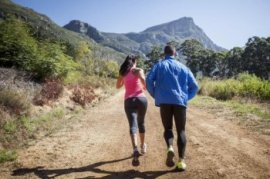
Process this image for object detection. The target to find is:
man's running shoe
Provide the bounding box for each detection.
[166,147,175,167]
[141,143,147,155]
[176,160,187,171]
[132,150,140,166]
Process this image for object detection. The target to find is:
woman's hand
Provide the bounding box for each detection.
[116,75,124,89]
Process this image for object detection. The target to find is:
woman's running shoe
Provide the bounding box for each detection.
[141,143,147,155]
[166,147,175,167]
[132,149,140,166]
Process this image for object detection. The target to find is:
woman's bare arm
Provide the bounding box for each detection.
[138,69,146,90]
[116,75,124,89]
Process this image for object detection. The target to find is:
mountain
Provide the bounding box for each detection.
[64,17,226,55]
[0,0,125,63]
[63,20,104,43]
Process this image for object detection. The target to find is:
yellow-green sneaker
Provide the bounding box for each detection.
[176,160,187,171]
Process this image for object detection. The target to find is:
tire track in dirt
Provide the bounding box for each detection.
[0,91,269,178]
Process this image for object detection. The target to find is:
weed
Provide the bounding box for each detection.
[0,150,17,163]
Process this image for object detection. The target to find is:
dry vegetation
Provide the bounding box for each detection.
[0,68,116,163]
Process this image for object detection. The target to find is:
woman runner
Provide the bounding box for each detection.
[116,55,148,166]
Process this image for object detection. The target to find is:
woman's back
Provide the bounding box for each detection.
[123,69,145,100]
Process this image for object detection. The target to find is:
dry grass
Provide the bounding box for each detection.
[70,85,97,107]
[0,89,30,116]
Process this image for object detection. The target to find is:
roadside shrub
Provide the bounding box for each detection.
[70,85,97,107]
[199,73,270,101]
[33,79,63,106]
[64,71,83,85]
[101,60,119,78]
[210,82,235,100]
[0,89,30,115]
[30,42,78,80]
[237,73,270,100]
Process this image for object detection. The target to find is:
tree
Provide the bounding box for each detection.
[33,42,78,79]
[74,41,94,75]
[225,47,244,77]
[0,17,38,68]
[145,45,163,71]
[210,52,226,77]
[179,39,214,76]
[0,17,78,80]
[242,36,270,79]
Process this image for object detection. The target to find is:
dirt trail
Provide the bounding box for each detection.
[1,90,270,179]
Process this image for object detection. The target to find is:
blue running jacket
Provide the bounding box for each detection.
[146,56,199,107]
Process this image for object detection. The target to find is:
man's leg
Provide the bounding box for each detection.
[173,105,187,170]
[160,104,175,167]
[160,104,174,147]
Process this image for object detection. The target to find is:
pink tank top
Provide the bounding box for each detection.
[123,69,145,100]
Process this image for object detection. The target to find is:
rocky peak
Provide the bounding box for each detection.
[64,20,104,42]
[143,17,196,35]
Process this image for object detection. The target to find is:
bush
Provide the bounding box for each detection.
[0,89,30,115]
[199,73,270,101]
[33,79,64,106]
[237,73,270,100]
[64,71,83,85]
[30,42,78,80]
[70,85,97,107]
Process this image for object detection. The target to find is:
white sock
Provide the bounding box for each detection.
[168,138,173,146]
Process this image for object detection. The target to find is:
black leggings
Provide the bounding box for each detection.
[160,104,186,159]
[124,97,148,134]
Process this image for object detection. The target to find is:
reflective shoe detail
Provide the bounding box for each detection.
[176,160,187,171]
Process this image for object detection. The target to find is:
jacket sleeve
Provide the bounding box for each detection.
[187,69,199,100]
[146,64,157,98]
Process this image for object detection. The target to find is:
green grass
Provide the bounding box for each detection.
[0,150,17,163]
[20,107,66,132]
[20,115,34,132]
[224,101,270,120]
[3,120,17,134]
[190,95,270,121]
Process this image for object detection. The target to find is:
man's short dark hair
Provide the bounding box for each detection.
[164,45,175,56]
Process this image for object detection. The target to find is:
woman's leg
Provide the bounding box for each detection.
[137,97,148,148]
[125,98,138,150]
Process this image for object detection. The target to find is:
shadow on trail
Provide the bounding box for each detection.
[12,156,177,179]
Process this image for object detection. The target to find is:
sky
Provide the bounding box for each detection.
[12,0,270,50]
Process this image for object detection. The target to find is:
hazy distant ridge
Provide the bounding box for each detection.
[64,17,226,54]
